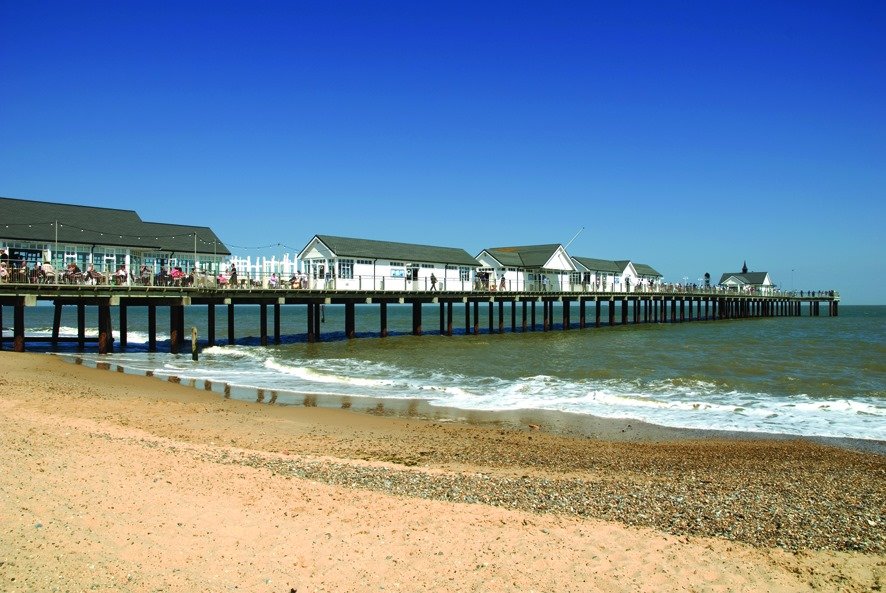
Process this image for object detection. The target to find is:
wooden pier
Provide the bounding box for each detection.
[0,284,840,354]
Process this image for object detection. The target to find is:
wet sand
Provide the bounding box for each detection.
[0,351,883,592]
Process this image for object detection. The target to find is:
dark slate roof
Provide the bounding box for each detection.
[0,196,230,255]
[718,272,770,285]
[481,244,563,268]
[570,256,622,273]
[307,235,478,266]
[633,263,662,277]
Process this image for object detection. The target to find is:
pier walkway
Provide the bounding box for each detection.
[0,283,840,354]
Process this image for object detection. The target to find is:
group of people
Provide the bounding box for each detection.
[474,271,510,291]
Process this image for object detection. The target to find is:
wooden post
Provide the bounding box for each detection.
[671,299,677,323]
[488,301,494,334]
[447,301,453,336]
[228,303,236,345]
[170,305,181,354]
[543,300,550,331]
[207,303,216,346]
[522,300,527,332]
[98,303,113,355]
[633,299,639,324]
[119,303,128,349]
[412,301,422,336]
[0,304,3,350]
[13,300,25,353]
[473,301,479,335]
[679,299,685,322]
[52,302,63,351]
[260,302,268,346]
[346,301,356,339]
[579,299,586,329]
[511,300,516,333]
[531,300,536,331]
[313,303,321,341]
[191,327,198,361]
[307,302,316,342]
[439,302,445,335]
[608,299,615,326]
[463,300,470,335]
[77,303,86,351]
[148,304,157,352]
[621,298,628,325]
[563,299,570,330]
[498,300,505,334]
[595,299,601,328]
[274,302,281,344]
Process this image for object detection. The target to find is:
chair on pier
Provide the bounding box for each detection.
[88,269,107,285]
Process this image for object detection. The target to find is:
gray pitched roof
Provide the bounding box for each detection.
[0,196,230,255]
[481,244,563,268]
[633,263,662,277]
[718,272,770,285]
[570,256,622,273]
[308,235,478,266]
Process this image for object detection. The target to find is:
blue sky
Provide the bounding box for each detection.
[1,1,883,303]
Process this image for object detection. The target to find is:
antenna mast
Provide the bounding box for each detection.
[564,226,585,249]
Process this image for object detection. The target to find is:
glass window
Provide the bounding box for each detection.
[459,266,470,281]
[338,259,354,279]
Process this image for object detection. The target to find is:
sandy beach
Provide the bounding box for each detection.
[0,351,883,592]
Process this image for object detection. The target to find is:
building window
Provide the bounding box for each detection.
[338,259,354,279]
[389,261,404,267]
[445,265,457,270]
[459,266,470,281]
[421,263,434,269]
[356,259,373,266]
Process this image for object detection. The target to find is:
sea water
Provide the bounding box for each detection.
[4,303,884,441]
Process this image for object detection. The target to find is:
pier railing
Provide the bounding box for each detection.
[0,268,839,300]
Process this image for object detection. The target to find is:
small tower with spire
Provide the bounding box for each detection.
[742,261,748,274]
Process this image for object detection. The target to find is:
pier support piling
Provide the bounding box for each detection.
[14,300,25,353]
[148,304,156,351]
[119,304,128,349]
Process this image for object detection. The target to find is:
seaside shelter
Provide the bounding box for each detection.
[296,234,478,291]
[475,244,576,292]
[719,271,774,294]
[569,257,622,292]
[0,196,230,282]
[719,262,774,294]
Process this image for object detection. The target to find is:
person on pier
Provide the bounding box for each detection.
[430,273,438,291]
